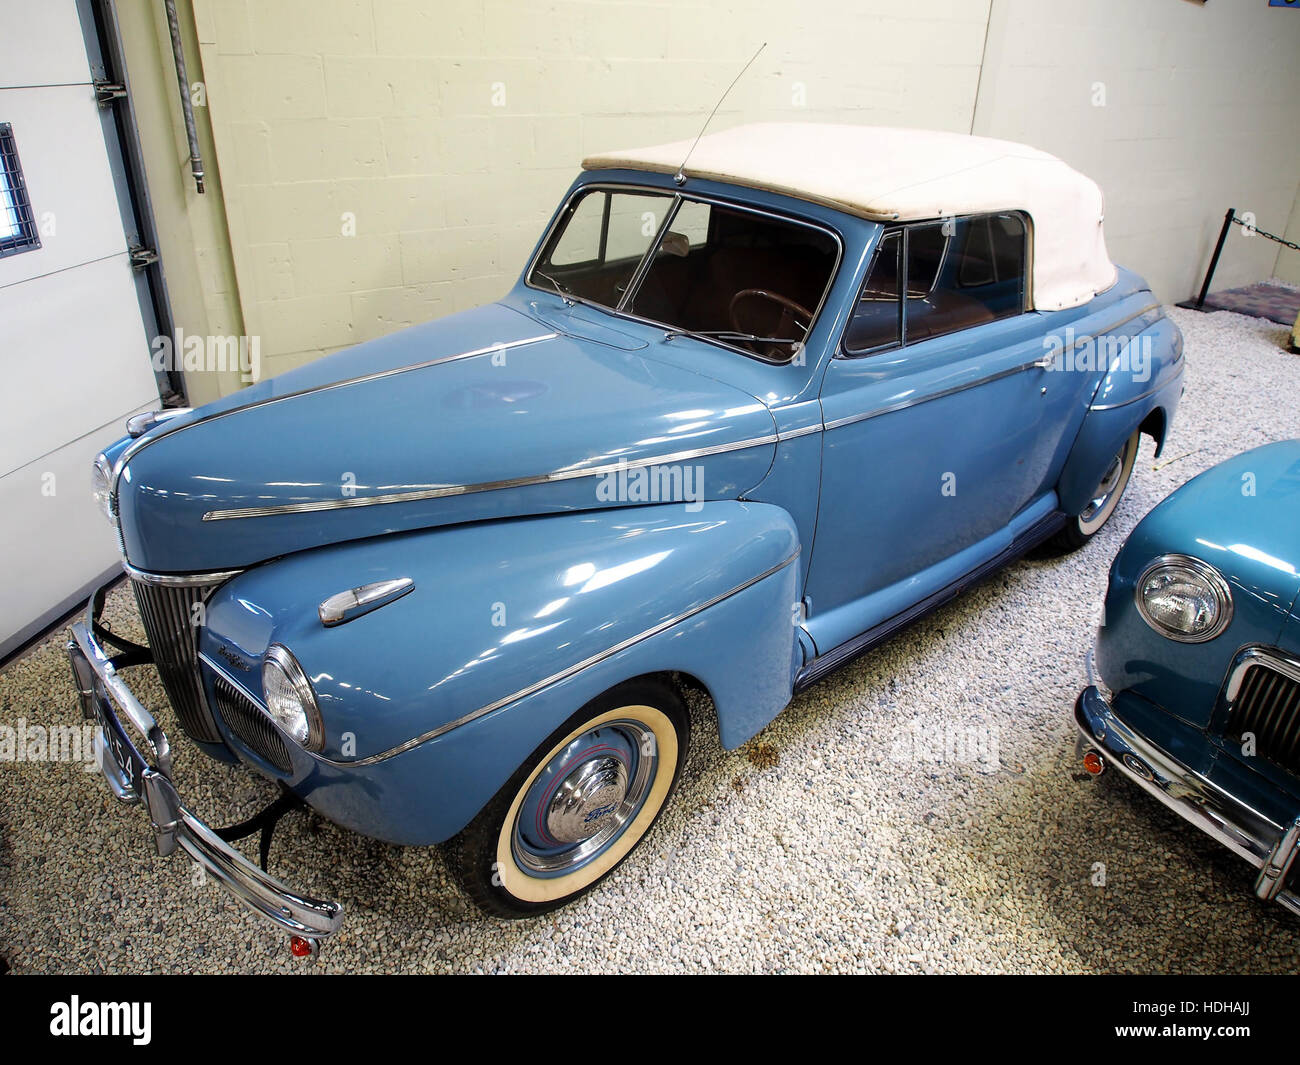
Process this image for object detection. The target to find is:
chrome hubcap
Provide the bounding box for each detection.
[512,719,659,876]
[1080,453,1123,522]
[545,756,629,843]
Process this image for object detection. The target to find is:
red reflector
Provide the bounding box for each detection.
[289,936,315,958]
[1083,750,1105,775]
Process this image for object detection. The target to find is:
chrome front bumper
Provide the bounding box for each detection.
[67,619,343,941]
[1075,684,1300,917]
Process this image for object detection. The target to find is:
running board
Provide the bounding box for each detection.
[793,511,1068,694]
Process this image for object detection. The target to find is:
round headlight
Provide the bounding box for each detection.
[1135,554,1233,643]
[91,454,116,527]
[261,645,324,750]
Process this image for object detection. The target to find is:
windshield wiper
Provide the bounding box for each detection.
[663,327,803,348]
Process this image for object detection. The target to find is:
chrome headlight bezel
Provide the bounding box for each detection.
[261,644,325,752]
[1135,553,1234,644]
[91,453,117,528]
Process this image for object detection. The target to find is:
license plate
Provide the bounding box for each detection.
[95,695,148,795]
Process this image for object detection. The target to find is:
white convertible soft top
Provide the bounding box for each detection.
[583,123,1117,312]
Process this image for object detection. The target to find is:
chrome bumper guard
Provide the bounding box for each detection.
[1075,684,1300,917]
[67,619,343,940]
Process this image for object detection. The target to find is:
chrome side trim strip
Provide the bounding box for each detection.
[823,302,1161,434]
[823,362,1032,433]
[775,423,823,443]
[1089,367,1184,412]
[200,434,781,521]
[1089,388,1167,412]
[109,332,559,495]
[124,562,243,587]
[320,546,801,767]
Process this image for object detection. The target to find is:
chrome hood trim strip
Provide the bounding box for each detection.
[124,562,244,587]
[109,332,560,496]
[200,433,781,521]
[316,546,800,768]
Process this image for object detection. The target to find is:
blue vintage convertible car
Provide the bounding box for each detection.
[68,124,1184,948]
[1076,441,1300,915]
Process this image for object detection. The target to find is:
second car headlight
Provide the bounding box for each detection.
[1135,554,1233,643]
[262,645,325,751]
[91,454,116,528]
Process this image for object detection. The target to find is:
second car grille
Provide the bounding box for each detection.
[211,675,293,774]
[1226,660,1300,777]
[131,577,225,744]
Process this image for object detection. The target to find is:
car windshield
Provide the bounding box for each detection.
[528,187,839,361]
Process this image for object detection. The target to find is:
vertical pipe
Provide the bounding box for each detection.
[1193,208,1235,310]
[164,0,205,193]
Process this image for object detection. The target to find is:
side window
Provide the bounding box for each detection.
[989,213,1027,297]
[531,188,672,306]
[547,191,605,266]
[905,214,1026,344]
[843,229,901,353]
[605,192,664,261]
[844,214,1028,355]
[958,216,995,287]
[669,198,711,247]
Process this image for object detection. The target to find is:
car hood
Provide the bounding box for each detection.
[1123,439,1300,629]
[115,302,778,572]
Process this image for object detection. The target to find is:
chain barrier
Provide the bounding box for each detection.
[1229,215,1300,252]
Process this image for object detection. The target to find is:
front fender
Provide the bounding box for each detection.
[199,501,801,843]
[1057,316,1184,516]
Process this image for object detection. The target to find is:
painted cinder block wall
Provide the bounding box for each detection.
[972,0,1300,303]
[179,0,1300,394]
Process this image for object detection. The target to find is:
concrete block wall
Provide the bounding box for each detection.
[972,0,1300,305]
[189,0,992,380]
[182,0,1300,386]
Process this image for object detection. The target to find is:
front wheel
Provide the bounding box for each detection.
[446,677,689,918]
[1047,429,1141,554]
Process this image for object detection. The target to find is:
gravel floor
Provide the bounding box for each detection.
[3,304,1299,974]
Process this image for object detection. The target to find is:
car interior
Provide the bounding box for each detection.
[532,190,840,360]
[844,212,1028,353]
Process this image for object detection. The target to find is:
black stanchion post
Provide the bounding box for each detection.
[1191,207,1235,311]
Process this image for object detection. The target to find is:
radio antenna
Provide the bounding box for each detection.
[673,42,767,186]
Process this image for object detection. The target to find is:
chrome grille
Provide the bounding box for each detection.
[212,675,292,774]
[1226,658,1300,777]
[131,577,225,743]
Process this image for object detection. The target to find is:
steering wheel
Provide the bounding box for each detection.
[728,289,814,357]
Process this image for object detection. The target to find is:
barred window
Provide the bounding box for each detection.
[0,124,40,258]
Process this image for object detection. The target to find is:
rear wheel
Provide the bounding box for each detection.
[447,677,689,918]
[1047,430,1140,553]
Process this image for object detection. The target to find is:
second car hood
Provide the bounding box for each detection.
[117,303,778,572]
[1123,440,1300,628]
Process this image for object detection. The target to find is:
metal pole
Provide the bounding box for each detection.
[164,0,205,193]
[1193,208,1234,310]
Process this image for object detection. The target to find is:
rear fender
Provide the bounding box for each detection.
[1057,316,1184,516]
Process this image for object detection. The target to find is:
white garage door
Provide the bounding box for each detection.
[0,1,162,660]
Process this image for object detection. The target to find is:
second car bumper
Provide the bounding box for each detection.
[1075,684,1300,916]
[67,618,343,942]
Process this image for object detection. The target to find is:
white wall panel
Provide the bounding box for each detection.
[0,1,161,657]
[0,0,90,90]
[0,85,132,287]
[0,253,159,478]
